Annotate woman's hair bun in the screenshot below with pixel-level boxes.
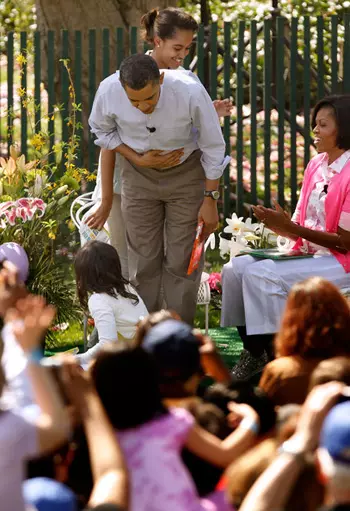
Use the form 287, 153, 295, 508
140, 8, 159, 43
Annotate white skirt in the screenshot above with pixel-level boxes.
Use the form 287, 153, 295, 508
220, 254, 349, 335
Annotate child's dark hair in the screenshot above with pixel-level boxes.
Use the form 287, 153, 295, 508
141, 7, 198, 44
74, 240, 139, 309
182, 402, 230, 497
204, 381, 277, 436
91, 344, 167, 430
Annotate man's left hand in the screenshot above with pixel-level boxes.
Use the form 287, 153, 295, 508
198, 198, 219, 240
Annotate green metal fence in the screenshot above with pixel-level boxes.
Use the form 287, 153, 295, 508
1, 15, 350, 218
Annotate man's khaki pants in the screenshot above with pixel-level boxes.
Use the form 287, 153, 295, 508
121, 151, 205, 325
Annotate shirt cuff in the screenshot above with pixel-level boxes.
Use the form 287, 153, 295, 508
93, 132, 122, 151
203, 155, 231, 180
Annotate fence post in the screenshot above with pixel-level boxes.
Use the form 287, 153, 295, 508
34, 31, 41, 134
7, 31, 14, 153
74, 30, 83, 168
102, 28, 110, 79
344, 13, 350, 93
303, 16, 311, 169
88, 29, 97, 176
290, 17, 298, 213
20, 31, 27, 159
236, 20, 245, 216
263, 19, 272, 208
250, 20, 257, 206
316, 16, 325, 100
61, 29, 69, 175
210, 22, 218, 101
130, 26, 137, 55
116, 27, 124, 68
223, 21, 231, 221
276, 17, 285, 208
197, 24, 205, 86
47, 30, 55, 167
331, 15, 338, 94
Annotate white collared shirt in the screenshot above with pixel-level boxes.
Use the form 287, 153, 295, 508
89, 70, 230, 180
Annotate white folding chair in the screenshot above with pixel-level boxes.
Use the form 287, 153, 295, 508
70, 192, 111, 350
196, 233, 216, 334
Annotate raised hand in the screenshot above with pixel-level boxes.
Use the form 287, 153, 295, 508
213, 98, 233, 118
8, 294, 56, 353
0, 261, 27, 318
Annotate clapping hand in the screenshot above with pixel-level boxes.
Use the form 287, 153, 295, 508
252, 201, 293, 236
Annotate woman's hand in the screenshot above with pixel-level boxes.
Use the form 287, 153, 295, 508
213, 99, 233, 118
86, 199, 112, 230
252, 201, 295, 236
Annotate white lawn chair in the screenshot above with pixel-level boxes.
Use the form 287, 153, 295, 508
70, 192, 111, 350
197, 233, 216, 334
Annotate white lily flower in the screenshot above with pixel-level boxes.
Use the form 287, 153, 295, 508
244, 217, 259, 232
223, 213, 245, 234
204, 232, 216, 251
219, 234, 231, 258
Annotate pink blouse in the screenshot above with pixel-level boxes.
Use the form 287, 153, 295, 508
292, 150, 350, 254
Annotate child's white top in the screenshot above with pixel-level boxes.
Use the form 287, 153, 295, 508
77, 285, 148, 365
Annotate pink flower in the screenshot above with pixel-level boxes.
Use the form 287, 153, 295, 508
32, 198, 46, 217
17, 198, 30, 208
208, 272, 222, 292
5, 208, 16, 226
16, 207, 28, 222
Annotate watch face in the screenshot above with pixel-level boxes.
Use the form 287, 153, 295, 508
211, 191, 220, 200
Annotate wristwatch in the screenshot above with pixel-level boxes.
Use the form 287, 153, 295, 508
204, 190, 220, 200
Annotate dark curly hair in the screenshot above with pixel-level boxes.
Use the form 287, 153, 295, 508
275, 277, 350, 359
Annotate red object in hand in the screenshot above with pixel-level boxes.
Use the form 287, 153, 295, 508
187, 221, 204, 276
87, 318, 95, 327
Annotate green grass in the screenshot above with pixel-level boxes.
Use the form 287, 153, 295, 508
46, 319, 243, 370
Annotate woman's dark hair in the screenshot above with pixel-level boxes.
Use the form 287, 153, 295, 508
141, 7, 198, 44
275, 277, 350, 359
91, 344, 167, 430
74, 240, 139, 309
203, 381, 277, 436
311, 94, 350, 150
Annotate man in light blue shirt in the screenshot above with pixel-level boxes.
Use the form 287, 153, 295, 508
89, 54, 230, 324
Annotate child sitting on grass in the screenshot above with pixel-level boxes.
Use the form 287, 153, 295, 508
74, 241, 148, 366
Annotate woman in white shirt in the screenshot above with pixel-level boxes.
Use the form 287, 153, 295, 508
74, 240, 148, 366
87, 7, 232, 277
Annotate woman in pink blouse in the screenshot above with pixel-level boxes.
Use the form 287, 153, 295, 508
221, 94, 350, 380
